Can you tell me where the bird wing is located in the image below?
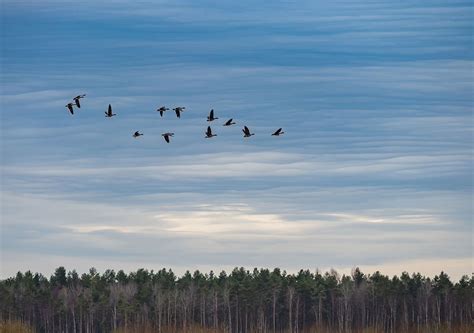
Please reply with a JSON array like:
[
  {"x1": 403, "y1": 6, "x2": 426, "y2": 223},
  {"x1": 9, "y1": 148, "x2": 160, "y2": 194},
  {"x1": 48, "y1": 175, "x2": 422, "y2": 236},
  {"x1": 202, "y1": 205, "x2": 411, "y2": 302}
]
[
  {"x1": 68, "y1": 105, "x2": 74, "y2": 115},
  {"x1": 164, "y1": 135, "x2": 170, "y2": 143},
  {"x1": 108, "y1": 104, "x2": 112, "y2": 115},
  {"x1": 275, "y1": 128, "x2": 282, "y2": 135},
  {"x1": 244, "y1": 126, "x2": 250, "y2": 135},
  {"x1": 210, "y1": 109, "x2": 214, "y2": 119},
  {"x1": 175, "y1": 110, "x2": 180, "y2": 118},
  {"x1": 207, "y1": 126, "x2": 212, "y2": 135},
  {"x1": 75, "y1": 99, "x2": 81, "y2": 108},
  {"x1": 160, "y1": 110, "x2": 163, "y2": 117}
]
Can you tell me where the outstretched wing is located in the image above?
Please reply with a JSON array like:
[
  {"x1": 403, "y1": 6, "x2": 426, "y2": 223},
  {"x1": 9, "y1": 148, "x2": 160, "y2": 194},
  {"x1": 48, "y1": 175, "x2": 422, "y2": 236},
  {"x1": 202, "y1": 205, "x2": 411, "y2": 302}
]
[
  {"x1": 164, "y1": 135, "x2": 170, "y2": 143},
  {"x1": 67, "y1": 104, "x2": 74, "y2": 115},
  {"x1": 160, "y1": 110, "x2": 164, "y2": 117},
  {"x1": 108, "y1": 104, "x2": 112, "y2": 116},
  {"x1": 175, "y1": 109, "x2": 181, "y2": 118},
  {"x1": 244, "y1": 126, "x2": 250, "y2": 135},
  {"x1": 75, "y1": 99, "x2": 81, "y2": 108},
  {"x1": 274, "y1": 128, "x2": 282, "y2": 135},
  {"x1": 207, "y1": 126, "x2": 212, "y2": 136},
  {"x1": 210, "y1": 109, "x2": 214, "y2": 119}
]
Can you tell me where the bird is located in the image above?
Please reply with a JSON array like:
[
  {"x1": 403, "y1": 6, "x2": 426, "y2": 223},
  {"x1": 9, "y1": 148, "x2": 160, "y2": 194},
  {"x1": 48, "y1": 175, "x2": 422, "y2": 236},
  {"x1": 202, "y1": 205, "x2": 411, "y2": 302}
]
[
  {"x1": 173, "y1": 107, "x2": 185, "y2": 118},
  {"x1": 223, "y1": 118, "x2": 235, "y2": 126},
  {"x1": 271, "y1": 128, "x2": 284, "y2": 136},
  {"x1": 105, "y1": 104, "x2": 116, "y2": 117},
  {"x1": 242, "y1": 126, "x2": 255, "y2": 138},
  {"x1": 207, "y1": 109, "x2": 218, "y2": 122},
  {"x1": 157, "y1": 106, "x2": 169, "y2": 117},
  {"x1": 205, "y1": 126, "x2": 217, "y2": 138},
  {"x1": 162, "y1": 132, "x2": 174, "y2": 143},
  {"x1": 65, "y1": 103, "x2": 75, "y2": 115},
  {"x1": 73, "y1": 94, "x2": 86, "y2": 108},
  {"x1": 133, "y1": 131, "x2": 143, "y2": 138}
]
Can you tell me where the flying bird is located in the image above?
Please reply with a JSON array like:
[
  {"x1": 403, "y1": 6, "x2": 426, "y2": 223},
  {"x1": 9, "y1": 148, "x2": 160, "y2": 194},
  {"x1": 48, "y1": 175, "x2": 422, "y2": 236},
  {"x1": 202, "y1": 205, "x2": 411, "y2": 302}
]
[
  {"x1": 173, "y1": 107, "x2": 186, "y2": 118},
  {"x1": 65, "y1": 103, "x2": 75, "y2": 115},
  {"x1": 207, "y1": 109, "x2": 218, "y2": 122},
  {"x1": 73, "y1": 94, "x2": 86, "y2": 108},
  {"x1": 133, "y1": 131, "x2": 143, "y2": 138},
  {"x1": 157, "y1": 106, "x2": 169, "y2": 117},
  {"x1": 223, "y1": 118, "x2": 235, "y2": 126},
  {"x1": 105, "y1": 104, "x2": 116, "y2": 117},
  {"x1": 271, "y1": 128, "x2": 284, "y2": 136},
  {"x1": 242, "y1": 126, "x2": 255, "y2": 138},
  {"x1": 162, "y1": 132, "x2": 174, "y2": 143},
  {"x1": 205, "y1": 126, "x2": 217, "y2": 138}
]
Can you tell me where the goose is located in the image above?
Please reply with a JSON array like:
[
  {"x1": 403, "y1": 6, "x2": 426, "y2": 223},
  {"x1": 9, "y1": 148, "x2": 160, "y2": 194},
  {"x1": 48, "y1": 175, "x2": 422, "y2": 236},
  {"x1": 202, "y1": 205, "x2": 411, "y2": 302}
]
[
  {"x1": 105, "y1": 104, "x2": 116, "y2": 117},
  {"x1": 205, "y1": 126, "x2": 217, "y2": 138},
  {"x1": 223, "y1": 118, "x2": 235, "y2": 126},
  {"x1": 162, "y1": 132, "x2": 174, "y2": 143},
  {"x1": 207, "y1": 109, "x2": 218, "y2": 122},
  {"x1": 271, "y1": 128, "x2": 284, "y2": 136},
  {"x1": 133, "y1": 131, "x2": 143, "y2": 138},
  {"x1": 73, "y1": 94, "x2": 86, "y2": 108},
  {"x1": 157, "y1": 106, "x2": 169, "y2": 117},
  {"x1": 65, "y1": 103, "x2": 75, "y2": 115},
  {"x1": 242, "y1": 126, "x2": 254, "y2": 138},
  {"x1": 173, "y1": 107, "x2": 185, "y2": 118}
]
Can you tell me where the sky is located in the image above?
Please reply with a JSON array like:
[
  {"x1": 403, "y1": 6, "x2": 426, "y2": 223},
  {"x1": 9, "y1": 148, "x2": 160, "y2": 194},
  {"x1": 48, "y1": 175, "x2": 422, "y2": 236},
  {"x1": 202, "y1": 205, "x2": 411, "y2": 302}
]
[{"x1": 0, "y1": 0, "x2": 472, "y2": 280}]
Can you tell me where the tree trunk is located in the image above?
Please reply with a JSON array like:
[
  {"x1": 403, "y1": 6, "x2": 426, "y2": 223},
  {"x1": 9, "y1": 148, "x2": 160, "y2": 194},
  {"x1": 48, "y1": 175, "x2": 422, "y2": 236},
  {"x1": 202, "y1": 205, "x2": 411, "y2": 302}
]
[
  {"x1": 272, "y1": 293, "x2": 277, "y2": 333},
  {"x1": 287, "y1": 287, "x2": 295, "y2": 333}
]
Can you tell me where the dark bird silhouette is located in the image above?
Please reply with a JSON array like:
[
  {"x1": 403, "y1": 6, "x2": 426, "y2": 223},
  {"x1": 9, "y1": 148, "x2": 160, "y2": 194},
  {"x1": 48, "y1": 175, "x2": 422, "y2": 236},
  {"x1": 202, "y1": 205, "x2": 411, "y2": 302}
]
[
  {"x1": 105, "y1": 104, "x2": 116, "y2": 117},
  {"x1": 223, "y1": 118, "x2": 235, "y2": 126},
  {"x1": 133, "y1": 131, "x2": 143, "y2": 138},
  {"x1": 205, "y1": 126, "x2": 217, "y2": 138},
  {"x1": 157, "y1": 106, "x2": 169, "y2": 117},
  {"x1": 207, "y1": 109, "x2": 218, "y2": 122},
  {"x1": 242, "y1": 126, "x2": 255, "y2": 138},
  {"x1": 271, "y1": 128, "x2": 284, "y2": 136},
  {"x1": 73, "y1": 94, "x2": 86, "y2": 108},
  {"x1": 65, "y1": 103, "x2": 75, "y2": 115},
  {"x1": 162, "y1": 132, "x2": 174, "y2": 143},
  {"x1": 173, "y1": 107, "x2": 186, "y2": 118}
]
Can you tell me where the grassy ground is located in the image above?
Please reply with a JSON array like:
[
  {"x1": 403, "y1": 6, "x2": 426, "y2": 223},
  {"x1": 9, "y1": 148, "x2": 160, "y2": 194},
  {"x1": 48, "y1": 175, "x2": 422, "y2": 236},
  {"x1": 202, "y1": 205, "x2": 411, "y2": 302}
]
[
  {"x1": 1, "y1": 321, "x2": 470, "y2": 333},
  {"x1": 0, "y1": 321, "x2": 35, "y2": 333},
  {"x1": 114, "y1": 326, "x2": 224, "y2": 333},
  {"x1": 113, "y1": 324, "x2": 473, "y2": 333}
]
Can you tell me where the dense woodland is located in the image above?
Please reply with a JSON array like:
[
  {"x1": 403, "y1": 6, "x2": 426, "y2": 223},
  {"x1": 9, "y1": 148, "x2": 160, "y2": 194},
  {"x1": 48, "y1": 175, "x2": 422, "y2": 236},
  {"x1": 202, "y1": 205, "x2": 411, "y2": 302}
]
[{"x1": 0, "y1": 267, "x2": 472, "y2": 333}]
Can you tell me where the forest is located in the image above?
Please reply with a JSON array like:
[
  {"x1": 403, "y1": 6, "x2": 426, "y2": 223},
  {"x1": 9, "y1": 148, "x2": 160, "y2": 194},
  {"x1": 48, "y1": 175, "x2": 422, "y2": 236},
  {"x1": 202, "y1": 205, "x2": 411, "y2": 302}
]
[{"x1": 0, "y1": 267, "x2": 472, "y2": 333}]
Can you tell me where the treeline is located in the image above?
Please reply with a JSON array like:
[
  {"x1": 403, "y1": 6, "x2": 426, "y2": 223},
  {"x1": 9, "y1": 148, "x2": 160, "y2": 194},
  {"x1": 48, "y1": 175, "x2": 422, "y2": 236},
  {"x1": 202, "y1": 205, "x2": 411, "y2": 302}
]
[{"x1": 0, "y1": 267, "x2": 472, "y2": 333}]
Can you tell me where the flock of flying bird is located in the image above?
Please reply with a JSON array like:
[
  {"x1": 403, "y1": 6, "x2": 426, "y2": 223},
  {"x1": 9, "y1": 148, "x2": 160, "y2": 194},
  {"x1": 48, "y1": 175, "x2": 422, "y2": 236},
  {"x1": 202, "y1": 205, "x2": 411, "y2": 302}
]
[{"x1": 65, "y1": 95, "x2": 285, "y2": 143}]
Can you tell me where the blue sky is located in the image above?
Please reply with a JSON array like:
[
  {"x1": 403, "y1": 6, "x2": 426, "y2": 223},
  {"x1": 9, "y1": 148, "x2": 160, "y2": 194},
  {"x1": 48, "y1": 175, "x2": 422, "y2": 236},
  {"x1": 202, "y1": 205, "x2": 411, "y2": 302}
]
[{"x1": 1, "y1": 0, "x2": 472, "y2": 278}]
